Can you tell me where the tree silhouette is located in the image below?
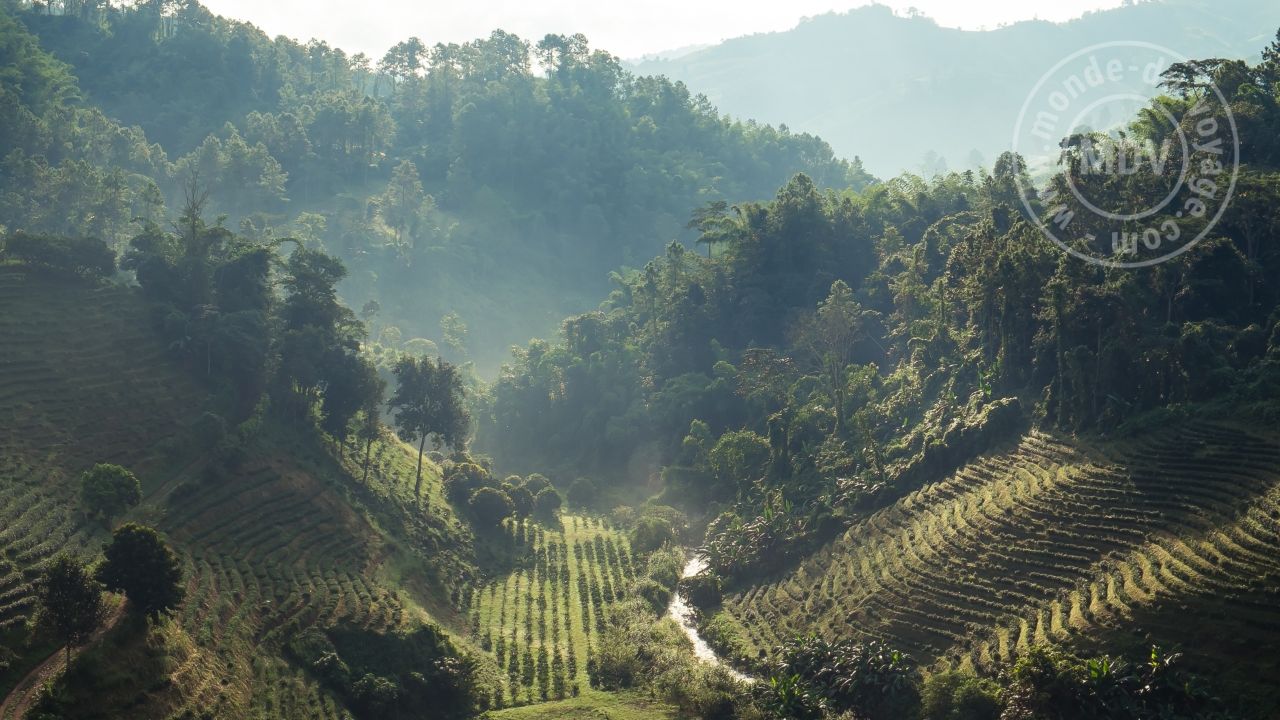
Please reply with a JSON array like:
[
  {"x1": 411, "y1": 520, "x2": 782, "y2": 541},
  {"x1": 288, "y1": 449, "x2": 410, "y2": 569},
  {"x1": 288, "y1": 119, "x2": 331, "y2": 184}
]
[
  {"x1": 96, "y1": 524, "x2": 184, "y2": 619},
  {"x1": 38, "y1": 554, "x2": 105, "y2": 667}
]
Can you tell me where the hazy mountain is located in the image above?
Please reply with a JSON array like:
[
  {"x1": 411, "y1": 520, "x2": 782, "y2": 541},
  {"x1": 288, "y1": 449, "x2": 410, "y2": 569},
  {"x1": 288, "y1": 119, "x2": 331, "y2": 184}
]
[
  {"x1": 633, "y1": 0, "x2": 1279, "y2": 177},
  {"x1": 625, "y1": 42, "x2": 713, "y2": 64}
]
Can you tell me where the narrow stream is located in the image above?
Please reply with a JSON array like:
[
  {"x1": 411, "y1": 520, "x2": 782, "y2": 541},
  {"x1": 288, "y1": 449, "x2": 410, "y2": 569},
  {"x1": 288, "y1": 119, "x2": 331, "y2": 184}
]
[{"x1": 666, "y1": 553, "x2": 756, "y2": 683}]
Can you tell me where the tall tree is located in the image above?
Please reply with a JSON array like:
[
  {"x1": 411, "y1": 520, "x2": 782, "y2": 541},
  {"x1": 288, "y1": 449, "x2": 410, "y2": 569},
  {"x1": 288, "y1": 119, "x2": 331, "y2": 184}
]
[
  {"x1": 793, "y1": 280, "x2": 870, "y2": 437},
  {"x1": 96, "y1": 523, "x2": 184, "y2": 619},
  {"x1": 389, "y1": 355, "x2": 470, "y2": 499},
  {"x1": 319, "y1": 353, "x2": 381, "y2": 453},
  {"x1": 79, "y1": 463, "x2": 141, "y2": 522},
  {"x1": 380, "y1": 159, "x2": 430, "y2": 252},
  {"x1": 38, "y1": 555, "x2": 105, "y2": 667},
  {"x1": 357, "y1": 372, "x2": 388, "y2": 483}
]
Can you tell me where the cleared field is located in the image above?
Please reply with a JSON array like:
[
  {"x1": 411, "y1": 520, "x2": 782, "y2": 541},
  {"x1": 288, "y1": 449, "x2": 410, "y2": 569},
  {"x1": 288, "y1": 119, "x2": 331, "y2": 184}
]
[
  {"x1": 465, "y1": 515, "x2": 636, "y2": 709},
  {"x1": 724, "y1": 423, "x2": 1280, "y2": 681}
]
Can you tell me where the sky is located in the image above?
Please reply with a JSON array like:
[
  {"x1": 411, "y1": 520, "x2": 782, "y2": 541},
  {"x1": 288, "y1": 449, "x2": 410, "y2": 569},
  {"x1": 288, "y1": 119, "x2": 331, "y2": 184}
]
[{"x1": 198, "y1": 0, "x2": 1125, "y2": 61}]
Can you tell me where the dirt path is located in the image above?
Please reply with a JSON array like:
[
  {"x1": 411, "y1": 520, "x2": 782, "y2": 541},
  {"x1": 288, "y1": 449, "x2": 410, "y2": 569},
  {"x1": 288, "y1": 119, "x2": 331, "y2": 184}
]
[{"x1": 0, "y1": 602, "x2": 126, "y2": 720}]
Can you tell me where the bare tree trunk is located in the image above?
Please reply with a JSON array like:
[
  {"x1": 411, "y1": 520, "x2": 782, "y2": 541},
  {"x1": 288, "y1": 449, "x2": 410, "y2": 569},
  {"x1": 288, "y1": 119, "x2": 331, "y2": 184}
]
[
  {"x1": 414, "y1": 434, "x2": 427, "y2": 499},
  {"x1": 363, "y1": 437, "x2": 374, "y2": 483}
]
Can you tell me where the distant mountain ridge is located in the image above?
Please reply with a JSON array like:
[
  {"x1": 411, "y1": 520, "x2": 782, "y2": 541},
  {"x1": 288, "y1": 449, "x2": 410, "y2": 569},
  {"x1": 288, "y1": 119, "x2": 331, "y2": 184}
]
[{"x1": 633, "y1": 0, "x2": 1279, "y2": 177}]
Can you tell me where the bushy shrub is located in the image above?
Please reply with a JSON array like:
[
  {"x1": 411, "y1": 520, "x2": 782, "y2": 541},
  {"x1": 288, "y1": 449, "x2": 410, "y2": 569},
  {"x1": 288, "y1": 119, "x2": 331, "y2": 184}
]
[
  {"x1": 920, "y1": 671, "x2": 1002, "y2": 720},
  {"x1": 96, "y1": 523, "x2": 184, "y2": 618},
  {"x1": 645, "y1": 547, "x2": 685, "y2": 591},
  {"x1": 766, "y1": 635, "x2": 920, "y2": 720},
  {"x1": 590, "y1": 600, "x2": 687, "y2": 691},
  {"x1": 507, "y1": 485, "x2": 535, "y2": 518},
  {"x1": 1001, "y1": 646, "x2": 1225, "y2": 720},
  {"x1": 678, "y1": 572, "x2": 722, "y2": 610},
  {"x1": 634, "y1": 577, "x2": 673, "y2": 613},
  {"x1": 79, "y1": 463, "x2": 141, "y2": 521},
  {"x1": 468, "y1": 487, "x2": 515, "y2": 527},
  {"x1": 445, "y1": 462, "x2": 492, "y2": 503},
  {"x1": 291, "y1": 623, "x2": 483, "y2": 720},
  {"x1": 568, "y1": 477, "x2": 599, "y2": 507},
  {"x1": 2, "y1": 232, "x2": 115, "y2": 279},
  {"x1": 534, "y1": 487, "x2": 562, "y2": 518},
  {"x1": 523, "y1": 473, "x2": 552, "y2": 494},
  {"x1": 708, "y1": 430, "x2": 771, "y2": 491},
  {"x1": 699, "y1": 612, "x2": 753, "y2": 668},
  {"x1": 630, "y1": 516, "x2": 676, "y2": 554}
]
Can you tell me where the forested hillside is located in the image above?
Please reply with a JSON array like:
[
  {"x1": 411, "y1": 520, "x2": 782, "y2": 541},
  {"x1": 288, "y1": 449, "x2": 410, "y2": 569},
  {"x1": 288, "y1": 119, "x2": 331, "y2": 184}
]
[
  {"x1": 1, "y1": 0, "x2": 866, "y2": 369},
  {"x1": 633, "y1": 0, "x2": 1280, "y2": 176},
  {"x1": 4, "y1": 0, "x2": 1280, "y2": 719},
  {"x1": 480, "y1": 27, "x2": 1280, "y2": 717},
  {"x1": 0, "y1": 263, "x2": 485, "y2": 719}
]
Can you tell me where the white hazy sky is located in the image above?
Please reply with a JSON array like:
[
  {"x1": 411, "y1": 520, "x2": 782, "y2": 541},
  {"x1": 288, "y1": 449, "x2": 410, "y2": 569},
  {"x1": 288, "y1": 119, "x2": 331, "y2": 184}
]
[{"x1": 198, "y1": 0, "x2": 1125, "y2": 61}]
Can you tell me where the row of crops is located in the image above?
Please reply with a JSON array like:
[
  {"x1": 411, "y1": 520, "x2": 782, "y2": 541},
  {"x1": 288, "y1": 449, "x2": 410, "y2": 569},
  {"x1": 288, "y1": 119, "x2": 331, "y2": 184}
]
[
  {"x1": 0, "y1": 270, "x2": 207, "y2": 718},
  {"x1": 463, "y1": 515, "x2": 637, "y2": 709},
  {"x1": 0, "y1": 269, "x2": 199, "y2": 637},
  {"x1": 724, "y1": 423, "x2": 1280, "y2": 673}
]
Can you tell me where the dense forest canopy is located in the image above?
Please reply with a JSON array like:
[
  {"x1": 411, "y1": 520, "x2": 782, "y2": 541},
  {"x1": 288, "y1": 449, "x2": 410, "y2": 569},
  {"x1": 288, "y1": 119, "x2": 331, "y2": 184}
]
[
  {"x1": 479, "y1": 31, "x2": 1280, "y2": 579},
  {"x1": 0, "y1": 0, "x2": 868, "y2": 369}
]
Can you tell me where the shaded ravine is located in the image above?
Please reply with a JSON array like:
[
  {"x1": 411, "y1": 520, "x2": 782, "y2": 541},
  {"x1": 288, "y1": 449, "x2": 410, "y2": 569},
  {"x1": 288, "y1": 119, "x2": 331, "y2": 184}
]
[{"x1": 666, "y1": 553, "x2": 755, "y2": 683}]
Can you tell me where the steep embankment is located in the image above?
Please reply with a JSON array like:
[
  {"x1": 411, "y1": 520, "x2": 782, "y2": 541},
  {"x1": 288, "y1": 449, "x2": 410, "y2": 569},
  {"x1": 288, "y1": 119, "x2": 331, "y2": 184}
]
[
  {"x1": 721, "y1": 423, "x2": 1280, "y2": 708},
  {"x1": 0, "y1": 268, "x2": 478, "y2": 719}
]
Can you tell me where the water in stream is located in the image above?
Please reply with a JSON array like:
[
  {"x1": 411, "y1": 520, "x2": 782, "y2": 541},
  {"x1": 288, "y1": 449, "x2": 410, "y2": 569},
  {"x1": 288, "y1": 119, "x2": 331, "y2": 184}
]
[{"x1": 666, "y1": 554, "x2": 755, "y2": 683}]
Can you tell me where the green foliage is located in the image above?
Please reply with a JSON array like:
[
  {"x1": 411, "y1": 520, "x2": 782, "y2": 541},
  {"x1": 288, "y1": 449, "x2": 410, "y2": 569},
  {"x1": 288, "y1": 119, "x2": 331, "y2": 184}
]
[
  {"x1": 919, "y1": 671, "x2": 1002, "y2": 720},
  {"x1": 8, "y1": 3, "x2": 868, "y2": 366},
  {"x1": 1, "y1": 232, "x2": 114, "y2": 279},
  {"x1": 632, "y1": 577, "x2": 672, "y2": 614},
  {"x1": 642, "y1": 548, "x2": 684, "y2": 592},
  {"x1": 703, "y1": 492, "x2": 809, "y2": 577},
  {"x1": 755, "y1": 673, "x2": 823, "y2": 720},
  {"x1": 289, "y1": 623, "x2": 482, "y2": 720},
  {"x1": 533, "y1": 487, "x2": 563, "y2": 518},
  {"x1": 469, "y1": 487, "x2": 515, "y2": 527},
  {"x1": 1000, "y1": 646, "x2": 1231, "y2": 720},
  {"x1": 175, "y1": 124, "x2": 287, "y2": 213},
  {"x1": 445, "y1": 462, "x2": 492, "y2": 504},
  {"x1": 78, "y1": 463, "x2": 141, "y2": 521},
  {"x1": 566, "y1": 477, "x2": 598, "y2": 508},
  {"x1": 507, "y1": 485, "x2": 535, "y2": 518},
  {"x1": 123, "y1": 195, "x2": 274, "y2": 409},
  {"x1": 629, "y1": 516, "x2": 675, "y2": 555},
  {"x1": 391, "y1": 354, "x2": 471, "y2": 498},
  {"x1": 485, "y1": 36, "x2": 1280, "y2": 584},
  {"x1": 37, "y1": 554, "x2": 105, "y2": 664},
  {"x1": 676, "y1": 572, "x2": 721, "y2": 611},
  {"x1": 523, "y1": 473, "x2": 551, "y2": 495},
  {"x1": 707, "y1": 430, "x2": 771, "y2": 494},
  {"x1": 95, "y1": 523, "x2": 184, "y2": 618},
  {"x1": 762, "y1": 635, "x2": 919, "y2": 720}
]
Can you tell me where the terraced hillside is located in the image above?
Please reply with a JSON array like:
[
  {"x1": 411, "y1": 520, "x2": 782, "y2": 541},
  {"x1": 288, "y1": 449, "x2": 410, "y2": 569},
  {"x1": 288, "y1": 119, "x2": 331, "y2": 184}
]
[
  {"x1": 0, "y1": 268, "x2": 477, "y2": 719},
  {"x1": 0, "y1": 267, "x2": 204, "y2": 640},
  {"x1": 464, "y1": 515, "x2": 636, "y2": 709},
  {"x1": 720, "y1": 424, "x2": 1280, "y2": 701}
]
